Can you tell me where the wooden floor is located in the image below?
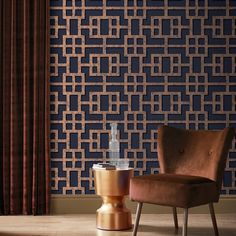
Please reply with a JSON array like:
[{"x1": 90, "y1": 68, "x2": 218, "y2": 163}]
[{"x1": 0, "y1": 214, "x2": 235, "y2": 236}]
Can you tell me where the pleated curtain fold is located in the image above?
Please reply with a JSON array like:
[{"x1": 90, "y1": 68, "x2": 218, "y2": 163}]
[{"x1": 0, "y1": 0, "x2": 50, "y2": 215}]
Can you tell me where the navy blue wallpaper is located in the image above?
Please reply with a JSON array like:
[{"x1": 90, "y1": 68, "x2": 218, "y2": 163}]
[{"x1": 50, "y1": 0, "x2": 236, "y2": 195}]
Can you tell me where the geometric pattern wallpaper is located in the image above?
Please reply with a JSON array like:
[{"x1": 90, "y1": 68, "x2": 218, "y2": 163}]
[{"x1": 50, "y1": 0, "x2": 236, "y2": 195}]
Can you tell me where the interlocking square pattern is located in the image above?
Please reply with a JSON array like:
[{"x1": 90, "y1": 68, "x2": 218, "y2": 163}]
[{"x1": 50, "y1": 0, "x2": 236, "y2": 194}]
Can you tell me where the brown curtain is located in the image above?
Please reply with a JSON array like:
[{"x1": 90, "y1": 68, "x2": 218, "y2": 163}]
[{"x1": 0, "y1": 0, "x2": 50, "y2": 215}]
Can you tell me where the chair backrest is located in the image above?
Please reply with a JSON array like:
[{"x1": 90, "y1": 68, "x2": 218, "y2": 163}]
[{"x1": 157, "y1": 125, "x2": 235, "y2": 191}]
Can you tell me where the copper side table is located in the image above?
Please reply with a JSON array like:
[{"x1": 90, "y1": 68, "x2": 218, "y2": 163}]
[{"x1": 93, "y1": 168, "x2": 133, "y2": 231}]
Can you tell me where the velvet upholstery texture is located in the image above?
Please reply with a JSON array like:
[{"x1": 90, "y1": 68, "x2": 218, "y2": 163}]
[
  {"x1": 130, "y1": 173, "x2": 218, "y2": 208},
  {"x1": 0, "y1": 0, "x2": 50, "y2": 215},
  {"x1": 130, "y1": 126, "x2": 235, "y2": 208}
]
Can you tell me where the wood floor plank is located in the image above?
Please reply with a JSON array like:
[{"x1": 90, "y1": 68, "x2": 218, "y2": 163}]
[{"x1": 0, "y1": 214, "x2": 235, "y2": 236}]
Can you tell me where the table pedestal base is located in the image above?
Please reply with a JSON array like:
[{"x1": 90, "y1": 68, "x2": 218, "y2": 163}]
[{"x1": 96, "y1": 196, "x2": 132, "y2": 230}]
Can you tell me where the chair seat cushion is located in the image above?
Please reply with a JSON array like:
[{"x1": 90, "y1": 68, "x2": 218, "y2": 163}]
[{"x1": 130, "y1": 173, "x2": 219, "y2": 208}]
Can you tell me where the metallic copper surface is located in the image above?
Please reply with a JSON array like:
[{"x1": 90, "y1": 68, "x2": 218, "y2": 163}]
[{"x1": 94, "y1": 168, "x2": 133, "y2": 230}]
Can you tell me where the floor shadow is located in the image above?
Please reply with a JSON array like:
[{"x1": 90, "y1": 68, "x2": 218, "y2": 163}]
[{"x1": 96, "y1": 228, "x2": 132, "y2": 236}]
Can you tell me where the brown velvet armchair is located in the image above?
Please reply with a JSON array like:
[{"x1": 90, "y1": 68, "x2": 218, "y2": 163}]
[{"x1": 130, "y1": 125, "x2": 235, "y2": 236}]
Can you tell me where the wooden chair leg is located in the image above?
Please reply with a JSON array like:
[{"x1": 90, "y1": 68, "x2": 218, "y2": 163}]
[
  {"x1": 182, "y1": 208, "x2": 188, "y2": 236},
  {"x1": 132, "y1": 202, "x2": 143, "y2": 236},
  {"x1": 209, "y1": 203, "x2": 219, "y2": 236},
  {"x1": 173, "y1": 207, "x2": 178, "y2": 231}
]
